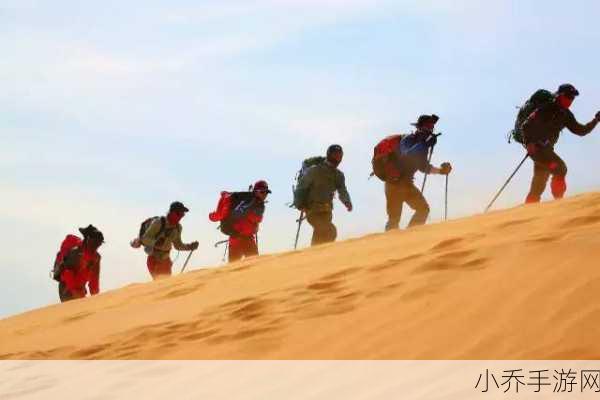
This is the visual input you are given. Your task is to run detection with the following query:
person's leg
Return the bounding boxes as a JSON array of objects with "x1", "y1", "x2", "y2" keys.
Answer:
[
  {"x1": 147, "y1": 255, "x2": 172, "y2": 279},
  {"x1": 322, "y1": 211, "x2": 337, "y2": 243},
  {"x1": 527, "y1": 147, "x2": 565, "y2": 202},
  {"x1": 547, "y1": 152, "x2": 568, "y2": 199},
  {"x1": 525, "y1": 161, "x2": 550, "y2": 203},
  {"x1": 307, "y1": 212, "x2": 336, "y2": 246},
  {"x1": 404, "y1": 182, "x2": 430, "y2": 227},
  {"x1": 244, "y1": 236, "x2": 259, "y2": 257},
  {"x1": 228, "y1": 237, "x2": 244, "y2": 263},
  {"x1": 58, "y1": 282, "x2": 73, "y2": 303},
  {"x1": 385, "y1": 181, "x2": 404, "y2": 231}
]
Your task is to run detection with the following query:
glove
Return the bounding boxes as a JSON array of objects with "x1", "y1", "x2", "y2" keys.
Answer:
[
  {"x1": 439, "y1": 162, "x2": 452, "y2": 175},
  {"x1": 189, "y1": 241, "x2": 199, "y2": 251},
  {"x1": 344, "y1": 202, "x2": 353, "y2": 212},
  {"x1": 526, "y1": 143, "x2": 538, "y2": 156}
]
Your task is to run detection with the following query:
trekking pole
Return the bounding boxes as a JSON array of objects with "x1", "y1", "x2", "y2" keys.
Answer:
[
  {"x1": 420, "y1": 133, "x2": 441, "y2": 194},
  {"x1": 420, "y1": 145, "x2": 435, "y2": 194},
  {"x1": 180, "y1": 250, "x2": 195, "y2": 273},
  {"x1": 214, "y1": 239, "x2": 229, "y2": 262},
  {"x1": 222, "y1": 242, "x2": 228, "y2": 262},
  {"x1": 294, "y1": 211, "x2": 305, "y2": 250},
  {"x1": 484, "y1": 154, "x2": 529, "y2": 213},
  {"x1": 444, "y1": 174, "x2": 449, "y2": 221}
]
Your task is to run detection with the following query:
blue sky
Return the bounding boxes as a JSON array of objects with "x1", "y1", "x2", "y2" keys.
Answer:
[{"x1": 2, "y1": 0, "x2": 599, "y2": 318}]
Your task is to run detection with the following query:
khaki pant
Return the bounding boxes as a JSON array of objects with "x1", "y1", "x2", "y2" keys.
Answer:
[
  {"x1": 385, "y1": 180, "x2": 430, "y2": 230},
  {"x1": 527, "y1": 146, "x2": 568, "y2": 202},
  {"x1": 306, "y1": 210, "x2": 337, "y2": 246}
]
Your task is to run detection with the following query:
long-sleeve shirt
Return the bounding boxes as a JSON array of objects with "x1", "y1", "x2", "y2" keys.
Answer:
[
  {"x1": 231, "y1": 198, "x2": 265, "y2": 237},
  {"x1": 391, "y1": 133, "x2": 433, "y2": 182},
  {"x1": 294, "y1": 161, "x2": 352, "y2": 212},
  {"x1": 522, "y1": 102, "x2": 598, "y2": 146},
  {"x1": 141, "y1": 217, "x2": 193, "y2": 260}
]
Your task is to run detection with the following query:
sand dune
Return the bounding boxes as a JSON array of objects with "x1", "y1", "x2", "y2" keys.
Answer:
[{"x1": 2, "y1": 193, "x2": 600, "y2": 360}]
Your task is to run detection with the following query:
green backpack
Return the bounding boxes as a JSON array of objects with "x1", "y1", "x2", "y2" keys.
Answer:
[{"x1": 509, "y1": 89, "x2": 554, "y2": 144}]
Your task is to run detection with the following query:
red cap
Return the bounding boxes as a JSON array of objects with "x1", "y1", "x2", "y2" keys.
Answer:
[{"x1": 253, "y1": 180, "x2": 271, "y2": 193}]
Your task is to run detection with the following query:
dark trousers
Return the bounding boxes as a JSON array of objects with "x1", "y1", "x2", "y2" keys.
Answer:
[
  {"x1": 385, "y1": 180, "x2": 430, "y2": 230},
  {"x1": 228, "y1": 236, "x2": 258, "y2": 262},
  {"x1": 527, "y1": 146, "x2": 567, "y2": 202},
  {"x1": 58, "y1": 282, "x2": 85, "y2": 303},
  {"x1": 307, "y1": 211, "x2": 337, "y2": 246}
]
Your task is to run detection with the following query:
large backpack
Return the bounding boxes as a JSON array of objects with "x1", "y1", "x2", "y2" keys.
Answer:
[
  {"x1": 209, "y1": 191, "x2": 254, "y2": 236},
  {"x1": 51, "y1": 234, "x2": 83, "y2": 281},
  {"x1": 130, "y1": 216, "x2": 167, "y2": 249},
  {"x1": 371, "y1": 134, "x2": 404, "y2": 181},
  {"x1": 290, "y1": 156, "x2": 326, "y2": 209},
  {"x1": 509, "y1": 89, "x2": 554, "y2": 143}
]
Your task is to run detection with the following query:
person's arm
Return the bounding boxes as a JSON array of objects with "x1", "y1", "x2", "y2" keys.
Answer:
[
  {"x1": 294, "y1": 168, "x2": 315, "y2": 210},
  {"x1": 172, "y1": 225, "x2": 198, "y2": 251},
  {"x1": 88, "y1": 255, "x2": 100, "y2": 295},
  {"x1": 140, "y1": 218, "x2": 162, "y2": 248},
  {"x1": 566, "y1": 110, "x2": 599, "y2": 136},
  {"x1": 336, "y1": 171, "x2": 353, "y2": 211},
  {"x1": 429, "y1": 162, "x2": 452, "y2": 175}
]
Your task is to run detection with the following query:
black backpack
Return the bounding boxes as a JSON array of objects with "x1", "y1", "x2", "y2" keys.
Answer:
[
  {"x1": 509, "y1": 89, "x2": 554, "y2": 143},
  {"x1": 138, "y1": 216, "x2": 167, "y2": 241},
  {"x1": 219, "y1": 192, "x2": 254, "y2": 236}
]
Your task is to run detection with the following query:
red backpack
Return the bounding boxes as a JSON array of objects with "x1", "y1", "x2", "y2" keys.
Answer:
[
  {"x1": 51, "y1": 234, "x2": 83, "y2": 281},
  {"x1": 209, "y1": 191, "x2": 254, "y2": 236},
  {"x1": 371, "y1": 134, "x2": 404, "y2": 181}
]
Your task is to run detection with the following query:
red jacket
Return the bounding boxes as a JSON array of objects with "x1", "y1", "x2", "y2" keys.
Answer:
[
  {"x1": 61, "y1": 248, "x2": 100, "y2": 297},
  {"x1": 231, "y1": 199, "x2": 265, "y2": 237}
]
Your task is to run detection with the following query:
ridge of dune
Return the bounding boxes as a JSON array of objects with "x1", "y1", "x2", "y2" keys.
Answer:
[{"x1": 2, "y1": 193, "x2": 600, "y2": 360}]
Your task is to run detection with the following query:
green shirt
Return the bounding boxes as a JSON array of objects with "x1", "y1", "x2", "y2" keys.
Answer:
[
  {"x1": 141, "y1": 217, "x2": 193, "y2": 260},
  {"x1": 294, "y1": 161, "x2": 352, "y2": 212}
]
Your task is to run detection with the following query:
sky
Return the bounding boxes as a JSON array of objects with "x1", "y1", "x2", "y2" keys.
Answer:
[{"x1": 2, "y1": 0, "x2": 600, "y2": 318}]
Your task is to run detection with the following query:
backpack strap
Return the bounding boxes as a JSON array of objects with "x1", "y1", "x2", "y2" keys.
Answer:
[{"x1": 157, "y1": 216, "x2": 166, "y2": 238}]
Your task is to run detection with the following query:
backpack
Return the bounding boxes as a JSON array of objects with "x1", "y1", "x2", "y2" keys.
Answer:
[
  {"x1": 51, "y1": 234, "x2": 83, "y2": 281},
  {"x1": 371, "y1": 134, "x2": 404, "y2": 181},
  {"x1": 209, "y1": 191, "x2": 254, "y2": 236},
  {"x1": 130, "y1": 216, "x2": 167, "y2": 249},
  {"x1": 509, "y1": 89, "x2": 554, "y2": 143},
  {"x1": 291, "y1": 156, "x2": 326, "y2": 209}
]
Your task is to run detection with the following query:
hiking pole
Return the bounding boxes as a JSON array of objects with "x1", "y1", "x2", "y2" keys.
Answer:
[
  {"x1": 484, "y1": 153, "x2": 529, "y2": 213},
  {"x1": 420, "y1": 145, "x2": 435, "y2": 193},
  {"x1": 180, "y1": 250, "x2": 195, "y2": 273},
  {"x1": 294, "y1": 211, "x2": 305, "y2": 250},
  {"x1": 214, "y1": 239, "x2": 229, "y2": 262},
  {"x1": 420, "y1": 133, "x2": 441, "y2": 194},
  {"x1": 444, "y1": 174, "x2": 449, "y2": 221}
]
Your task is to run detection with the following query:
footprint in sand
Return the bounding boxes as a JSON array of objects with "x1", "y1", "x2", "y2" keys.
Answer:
[
  {"x1": 430, "y1": 237, "x2": 464, "y2": 251},
  {"x1": 496, "y1": 218, "x2": 535, "y2": 229},
  {"x1": 63, "y1": 311, "x2": 93, "y2": 323},
  {"x1": 230, "y1": 299, "x2": 271, "y2": 321},
  {"x1": 562, "y1": 215, "x2": 600, "y2": 229},
  {"x1": 369, "y1": 254, "x2": 423, "y2": 273}
]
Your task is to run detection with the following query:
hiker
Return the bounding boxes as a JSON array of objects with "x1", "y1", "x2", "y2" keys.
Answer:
[
  {"x1": 521, "y1": 84, "x2": 600, "y2": 203},
  {"x1": 137, "y1": 201, "x2": 199, "y2": 279},
  {"x1": 53, "y1": 225, "x2": 104, "y2": 303},
  {"x1": 227, "y1": 181, "x2": 270, "y2": 262},
  {"x1": 373, "y1": 114, "x2": 452, "y2": 231},
  {"x1": 293, "y1": 144, "x2": 352, "y2": 246}
]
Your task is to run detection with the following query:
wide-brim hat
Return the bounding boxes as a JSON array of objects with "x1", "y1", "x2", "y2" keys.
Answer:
[{"x1": 411, "y1": 114, "x2": 439, "y2": 127}]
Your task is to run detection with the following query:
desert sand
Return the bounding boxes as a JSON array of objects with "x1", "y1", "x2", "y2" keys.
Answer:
[{"x1": 1, "y1": 193, "x2": 600, "y2": 360}]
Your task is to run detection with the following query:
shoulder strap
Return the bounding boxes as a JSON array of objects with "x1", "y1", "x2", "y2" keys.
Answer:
[{"x1": 157, "y1": 216, "x2": 169, "y2": 237}]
